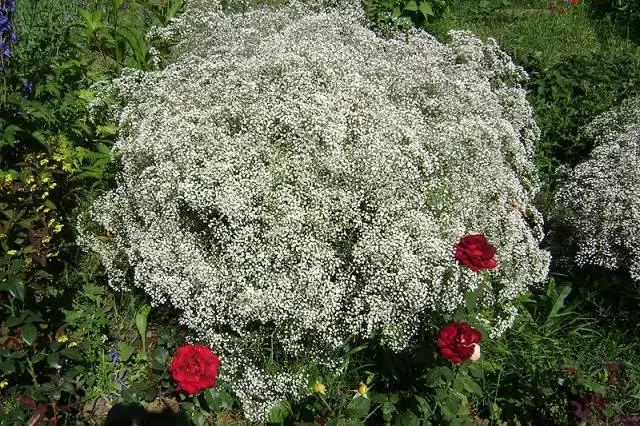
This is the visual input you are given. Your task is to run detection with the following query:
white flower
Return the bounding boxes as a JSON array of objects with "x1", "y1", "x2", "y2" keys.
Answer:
[
  {"x1": 80, "y1": 1, "x2": 549, "y2": 420},
  {"x1": 556, "y1": 96, "x2": 640, "y2": 282}
]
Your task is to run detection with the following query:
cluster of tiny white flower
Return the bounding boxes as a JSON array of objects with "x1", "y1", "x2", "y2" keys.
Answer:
[
  {"x1": 79, "y1": 1, "x2": 549, "y2": 419},
  {"x1": 556, "y1": 97, "x2": 640, "y2": 282}
]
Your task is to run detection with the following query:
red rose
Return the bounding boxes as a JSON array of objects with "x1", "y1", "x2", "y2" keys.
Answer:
[
  {"x1": 437, "y1": 322, "x2": 482, "y2": 363},
  {"x1": 168, "y1": 344, "x2": 221, "y2": 394},
  {"x1": 570, "y1": 0, "x2": 577, "y2": 5},
  {"x1": 454, "y1": 234, "x2": 497, "y2": 271}
]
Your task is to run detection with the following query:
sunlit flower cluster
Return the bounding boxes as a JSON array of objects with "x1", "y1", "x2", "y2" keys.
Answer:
[
  {"x1": 80, "y1": 1, "x2": 549, "y2": 419},
  {"x1": 556, "y1": 97, "x2": 640, "y2": 282}
]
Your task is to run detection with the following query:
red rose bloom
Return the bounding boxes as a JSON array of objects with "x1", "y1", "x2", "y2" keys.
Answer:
[
  {"x1": 454, "y1": 234, "x2": 497, "y2": 271},
  {"x1": 437, "y1": 322, "x2": 482, "y2": 363},
  {"x1": 168, "y1": 344, "x2": 221, "y2": 394}
]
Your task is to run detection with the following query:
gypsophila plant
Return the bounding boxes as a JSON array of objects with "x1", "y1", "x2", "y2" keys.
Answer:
[
  {"x1": 555, "y1": 96, "x2": 640, "y2": 282},
  {"x1": 79, "y1": 1, "x2": 550, "y2": 419}
]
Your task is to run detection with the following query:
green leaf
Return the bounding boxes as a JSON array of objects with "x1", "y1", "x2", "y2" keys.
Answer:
[
  {"x1": 7, "y1": 277, "x2": 25, "y2": 301},
  {"x1": 47, "y1": 352, "x2": 61, "y2": 369},
  {"x1": 372, "y1": 394, "x2": 388, "y2": 404},
  {"x1": 267, "y1": 400, "x2": 291, "y2": 424},
  {"x1": 60, "y1": 348, "x2": 83, "y2": 361},
  {"x1": 203, "y1": 388, "x2": 222, "y2": 412},
  {"x1": 116, "y1": 26, "x2": 149, "y2": 69},
  {"x1": 166, "y1": 0, "x2": 185, "y2": 21},
  {"x1": 463, "y1": 291, "x2": 477, "y2": 312},
  {"x1": 151, "y1": 346, "x2": 169, "y2": 369},
  {"x1": 404, "y1": 0, "x2": 419, "y2": 11},
  {"x1": 548, "y1": 286, "x2": 571, "y2": 319},
  {"x1": 2, "y1": 124, "x2": 22, "y2": 147},
  {"x1": 441, "y1": 395, "x2": 461, "y2": 418},
  {"x1": 79, "y1": 9, "x2": 103, "y2": 33},
  {"x1": 31, "y1": 352, "x2": 46, "y2": 364},
  {"x1": 425, "y1": 366, "x2": 453, "y2": 387},
  {"x1": 219, "y1": 390, "x2": 234, "y2": 410},
  {"x1": 5, "y1": 315, "x2": 24, "y2": 327},
  {"x1": 395, "y1": 410, "x2": 420, "y2": 426},
  {"x1": 382, "y1": 401, "x2": 396, "y2": 417},
  {"x1": 21, "y1": 324, "x2": 37, "y2": 346},
  {"x1": 0, "y1": 359, "x2": 17, "y2": 374},
  {"x1": 135, "y1": 305, "x2": 150, "y2": 351},
  {"x1": 459, "y1": 375, "x2": 482, "y2": 397},
  {"x1": 118, "y1": 342, "x2": 135, "y2": 362},
  {"x1": 419, "y1": 1, "x2": 435, "y2": 17},
  {"x1": 191, "y1": 411, "x2": 207, "y2": 426},
  {"x1": 97, "y1": 123, "x2": 118, "y2": 136},
  {"x1": 347, "y1": 397, "x2": 371, "y2": 420}
]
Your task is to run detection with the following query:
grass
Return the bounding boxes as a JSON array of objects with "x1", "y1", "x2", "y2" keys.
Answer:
[{"x1": 428, "y1": 0, "x2": 638, "y2": 68}]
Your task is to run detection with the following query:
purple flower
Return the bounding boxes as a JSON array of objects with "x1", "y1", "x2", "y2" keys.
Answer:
[
  {"x1": 109, "y1": 350, "x2": 120, "y2": 363},
  {"x1": 10, "y1": 31, "x2": 16, "y2": 42},
  {"x1": 21, "y1": 79, "x2": 32, "y2": 97},
  {"x1": 0, "y1": 15, "x2": 11, "y2": 33},
  {"x1": 2, "y1": 1, "x2": 16, "y2": 13},
  {"x1": 0, "y1": 40, "x2": 11, "y2": 58}
]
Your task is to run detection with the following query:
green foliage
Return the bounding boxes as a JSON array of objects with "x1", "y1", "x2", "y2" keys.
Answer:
[
  {"x1": 0, "y1": 0, "x2": 185, "y2": 424},
  {"x1": 527, "y1": 50, "x2": 640, "y2": 180},
  {"x1": 590, "y1": 0, "x2": 640, "y2": 42},
  {"x1": 363, "y1": 0, "x2": 451, "y2": 31}
]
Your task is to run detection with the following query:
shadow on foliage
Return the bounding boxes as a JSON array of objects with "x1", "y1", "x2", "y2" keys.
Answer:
[{"x1": 105, "y1": 403, "x2": 190, "y2": 426}]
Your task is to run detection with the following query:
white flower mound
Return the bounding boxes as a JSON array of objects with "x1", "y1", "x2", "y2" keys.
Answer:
[
  {"x1": 556, "y1": 97, "x2": 640, "y2": 282},
  {"x1": 81, "y1": 2, "x2": 549, "y2": 419}
]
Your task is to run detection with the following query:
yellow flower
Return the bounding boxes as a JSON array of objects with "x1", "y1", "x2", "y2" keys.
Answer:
[
  {"x1": 313, "y1": 382, "x2": 326, "y2": 394},
  {"x1": 6, "y1": 250, "x2": 17, "y2": 256},
  {"x1": 68, "y1": 341, "x2": 78, "y2": 347},
  {"x1": 57, "y1": 335, "x2": 69, "y2": 343},
  {"x1": 53, "y1": 224, "x2": 64, "y2": 233},
  {"x1": 0, "y1": 380, "x2": 8, "y2": 389},
  {"x1": 357, "y1": 382, "x2": 368, "y2": 397}
]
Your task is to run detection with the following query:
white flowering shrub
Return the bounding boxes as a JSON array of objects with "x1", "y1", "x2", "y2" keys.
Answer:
[
  {"x1": 556, "y1": 97, "x2": 640, "y2": 282},
  {"x1": 80, "y1": 1, "x2": 550, "y2": 419}
]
